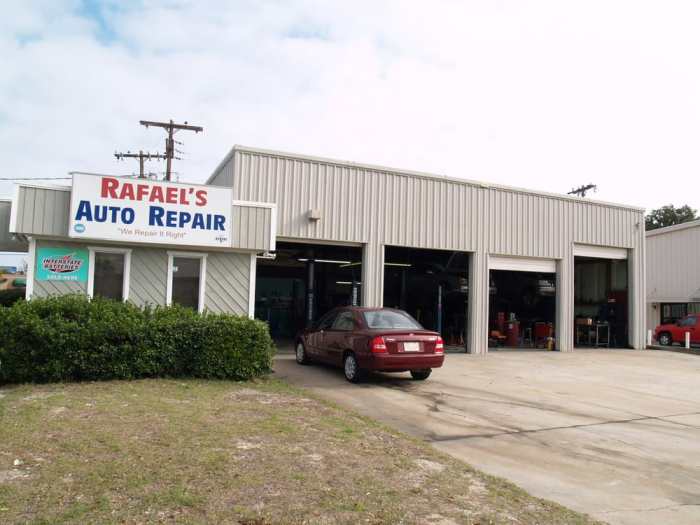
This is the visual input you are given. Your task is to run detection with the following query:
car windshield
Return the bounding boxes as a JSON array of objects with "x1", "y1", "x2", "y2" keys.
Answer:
[{"x1": 363, "y1": 310, "x2": 422, "y2": 330}]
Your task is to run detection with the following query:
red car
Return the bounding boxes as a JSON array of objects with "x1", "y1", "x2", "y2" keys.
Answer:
[
  {"x1": 655, "y1": 314, "x2": 700, "y2": 346},
  {"x1": 295, "y1": 307, "x2": 445, "y2": 383}
]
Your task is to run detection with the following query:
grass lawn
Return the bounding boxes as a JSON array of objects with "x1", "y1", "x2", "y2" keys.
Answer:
[{"x1": 0, "y1": 379, "x2": 600, "y2": 524}]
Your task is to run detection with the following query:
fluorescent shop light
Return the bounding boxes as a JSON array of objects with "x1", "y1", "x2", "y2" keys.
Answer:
[{"x1": 297, "y1": 258, "x2": 352, "y2": 264}]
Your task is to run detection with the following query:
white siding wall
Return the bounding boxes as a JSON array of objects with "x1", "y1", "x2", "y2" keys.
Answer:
[{"x1": 30, "y1": 239, "x2": 251, "y2": 316}]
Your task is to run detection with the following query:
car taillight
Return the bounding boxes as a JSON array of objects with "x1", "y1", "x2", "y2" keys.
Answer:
[
  {"x1": 370, "y1": 336, "x2": 387, "y2": 353},
  {"x1": 435, "y1": 336, "x2": 444, "y2": 354}
]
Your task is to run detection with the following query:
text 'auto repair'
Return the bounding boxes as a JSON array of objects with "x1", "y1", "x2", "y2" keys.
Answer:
[{"x1": 72, "y1": 177, "x2": 226, "y2": 231}]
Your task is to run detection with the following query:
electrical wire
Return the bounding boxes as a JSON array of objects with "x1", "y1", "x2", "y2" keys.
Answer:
[
  {"x1": 0, "y1": 172, "x2": 180, "y2": 182},
  {"x1": 0, "y1": 177, "x2": 71, "y2": 181}
]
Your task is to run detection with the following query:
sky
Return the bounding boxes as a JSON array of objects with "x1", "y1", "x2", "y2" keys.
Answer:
[{"x1": 2, "y1": 0, "x2": 700, "y2": 213}]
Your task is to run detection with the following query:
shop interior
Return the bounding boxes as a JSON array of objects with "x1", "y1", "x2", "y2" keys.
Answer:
[
  {"x1": 488, "y1": 270, "x2": 557, "y2": 349},
  {"x1": 383, "y1": 246, "x2": 469, "y2": 347},
  {"x1": 574, "y1": 257, "x2": 628, "y2": 348},
  {"x1": 254, "y1": 242, "x2": 363, "y2": 341}
]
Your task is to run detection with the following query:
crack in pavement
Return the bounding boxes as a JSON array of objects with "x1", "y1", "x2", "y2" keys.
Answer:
[
  {"x1": 598, "y1": 503, "x2": 700, "y2": 514},
  {"x1": 427, "y1": 411, "x2": 700, "y2": 442}
]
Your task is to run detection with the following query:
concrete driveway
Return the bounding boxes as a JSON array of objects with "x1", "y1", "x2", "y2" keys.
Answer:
[{"x1": 274, "y1": 349, "x2": 700, "y2": 525}]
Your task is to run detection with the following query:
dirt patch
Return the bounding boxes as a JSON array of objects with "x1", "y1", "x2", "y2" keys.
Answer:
[
  {"x1": 0, "y1": 470, "x2": 31, "y2": 483},
  {"x1": 0, "y1": 379, "x2": 600, "y2": 525}
]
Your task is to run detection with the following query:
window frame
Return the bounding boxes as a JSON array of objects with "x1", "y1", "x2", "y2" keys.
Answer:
[
  {"x1": 166, "y1": 251, "x2": 208, "y2": 313},
  {"x1": 87, "y1": 246, "x2": 132, "y2": 301}
]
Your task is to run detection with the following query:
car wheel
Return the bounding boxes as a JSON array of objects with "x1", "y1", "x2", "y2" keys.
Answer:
[
  {"x1": 658, "y1": 332, "x2": 672, "y2": 346},
  {"x1": 343, "y1": 353, "x2": 364, "y2": 383},
  {"x1": 410, "y1": 369, "x2": 432, "y2": 380},
  {"x1": 295, "y1": 342, "x2": 311, "y2": 365}
]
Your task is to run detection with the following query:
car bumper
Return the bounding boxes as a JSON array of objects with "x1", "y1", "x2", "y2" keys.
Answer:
[{"x1": 361, "y1": 353, "x2": 445, "y2": 372}]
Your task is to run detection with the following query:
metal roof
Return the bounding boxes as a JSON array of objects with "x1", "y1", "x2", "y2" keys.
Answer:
[{"x1": 208, "y1": 145, "x2": 646, "y2": 213}]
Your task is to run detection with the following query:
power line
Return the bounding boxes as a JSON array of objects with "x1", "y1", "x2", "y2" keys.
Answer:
[
  {"x1": 0, "y1": 177, "x2": 72, "y2": 181},
  {"x1": 114, "y1": 150, "x2": 168, "y2": 178},
  {"x1": 139, "y1": 120, "x2": 203, "y2": 181}
]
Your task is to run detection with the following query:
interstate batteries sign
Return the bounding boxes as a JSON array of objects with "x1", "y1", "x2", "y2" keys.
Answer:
[
  {"x1": 69, "y1": 174, "x2": 233, "y2": 247},
  {"x1": 36, "y1": 247, "x2": 88, "y2": 282}
]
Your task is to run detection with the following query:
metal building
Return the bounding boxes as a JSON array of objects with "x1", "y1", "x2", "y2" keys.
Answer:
[
  {"x1": 208, "y1": 146, "x2": 647, "y2": 352},
  {"x1": 646, "y1": 219, "x2": 700, "y2": 330},
  {"x1": 2, "y1": 146, "x2": 646, "y2": 352}
]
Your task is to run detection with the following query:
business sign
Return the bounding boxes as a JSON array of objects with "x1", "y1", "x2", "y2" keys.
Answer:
[
  {"x1": 36, "y1": 247, "x2": 89, "y2": 282},
  {"x1": 69, "y1": 174, "x2": 233, "y2": 248}
]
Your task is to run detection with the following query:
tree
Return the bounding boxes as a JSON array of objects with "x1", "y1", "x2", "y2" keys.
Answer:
[{"x1": 645, "y1": 205, "x2": 697, "y2": 231}]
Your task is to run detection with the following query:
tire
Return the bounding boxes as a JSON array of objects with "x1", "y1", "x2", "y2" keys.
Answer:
[
  {"x1": 343, "y1": 353, "x2": 364, "y2": 383},
  {"x1": 410, "y1": 369, "x2": 432, "y2": 381},
  {"x1": 295, "y1": 342, "x2": 311, "y2": 365},
  {"x1": 658, "y1": 332, "x2": 672, "y2": 347}
]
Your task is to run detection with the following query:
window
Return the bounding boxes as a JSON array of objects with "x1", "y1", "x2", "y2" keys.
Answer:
[
  {"x1": 167, "y1": 252, "x2": 207, "y2": 312},
  {"x1": 331, "y1": 311, "x2": 356, "y2": 331},
  {"x1": 316, "y1": 311, "x2": 337, "y2": 330},
  {"x1": 88, "y1": 247, "x2": 131, "y2": 301},
  {"x1": 661, "y1": 303, "x2": 687, "y2": 325},
  {"x1": 679, "y1": 316, "x2": 697, "y2": 327},
  {"x1": 363, "y1": 310, "x2": 422, "y2": 329}
]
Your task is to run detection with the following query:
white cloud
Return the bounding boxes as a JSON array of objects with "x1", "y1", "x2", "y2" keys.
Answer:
[{"x1": 1, "y1": 0, "x2": 699, "y2": 212}]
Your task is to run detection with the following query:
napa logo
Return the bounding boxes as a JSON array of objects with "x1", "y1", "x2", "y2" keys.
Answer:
[{"x1": 74, "y1": 223, "x2": 86, "y2": 233}]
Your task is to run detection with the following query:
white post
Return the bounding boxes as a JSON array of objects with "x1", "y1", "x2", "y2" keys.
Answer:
[
  {"x1": 685, "y1": 332, "x2": 690, "y2": 349},
  {"x1": 647, "y1": 330, "x2": 652, "y2": 347},
  {"x1": 25, "y1": 237, "x2": 36, "y2": 300}
]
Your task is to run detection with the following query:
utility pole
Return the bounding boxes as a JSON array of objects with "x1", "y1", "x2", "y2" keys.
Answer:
[
  {"x1": 568, "y1": 184, "x2": 598, "y2": 198},
  {"x1": 114, "y1": 150, "x2": 167, "y2": 178},
  {"x1": 139, "y1": 120, "x2": 203, "y2": 181}
]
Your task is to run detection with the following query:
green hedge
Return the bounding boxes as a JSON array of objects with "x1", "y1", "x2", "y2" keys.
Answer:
[
  {"x1": 0, "y1": 288, "x2": 25, "y2": 307},
  {"x1": 0, "y1": 295, "x2": 275, "y2": 384}
]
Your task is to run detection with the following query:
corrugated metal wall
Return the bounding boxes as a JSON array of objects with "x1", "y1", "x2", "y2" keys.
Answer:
[
  {"x1": 10, "y1": 185, "x2": 272, "y2": 253},
  {"x1": 222, "y1": 146, "x2": 647, "y2": 351},
  {"x1": 232, "y1": 206, "x2": 272, "y2": 251},
  {"x1": 647, "y1": 222, "x2": 700, "y2": 304},
  {"x1": 15, "y1": 186, "x2": 72, "y2": 237}
]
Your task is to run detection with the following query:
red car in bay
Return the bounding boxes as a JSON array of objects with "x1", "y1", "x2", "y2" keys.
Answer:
[
  {"x1": 655, "y1": 314, "x2": 700, "y2": 346},
  {"x1": 295, "y1": 307, "x2": 445, "y2": 382}
]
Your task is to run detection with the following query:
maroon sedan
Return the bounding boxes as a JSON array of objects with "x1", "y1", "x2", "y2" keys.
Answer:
[{"x1": 295, "y1": 307, "x2": 445, "y2": 383}]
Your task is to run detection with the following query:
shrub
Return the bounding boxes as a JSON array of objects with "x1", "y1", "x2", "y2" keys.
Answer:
[
  {"x1": 0, "y1": 288, "x2": 25, "y2": 307},
  {"x1": 0, "y1": 295, "x2": 275, "y2": 384}
]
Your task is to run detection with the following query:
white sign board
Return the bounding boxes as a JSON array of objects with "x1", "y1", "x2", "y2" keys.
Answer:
[{"x1": 69, "y1": 174, "x2": 233, "y2": 248}]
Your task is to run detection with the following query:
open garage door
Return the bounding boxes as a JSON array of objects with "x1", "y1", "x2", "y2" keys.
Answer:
[
  {"x1": 255, "y1": 241, "x2": 363, "y2": 342},
  {"x1": 383, "y1": 246, "x2": 469, "y2": 348},
  {"x1": 488, "y1": 256, "x2": 557, "y2": 350},
  {"x1": 574, "y1": 245, "x2": 628, "y2": 348}
]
